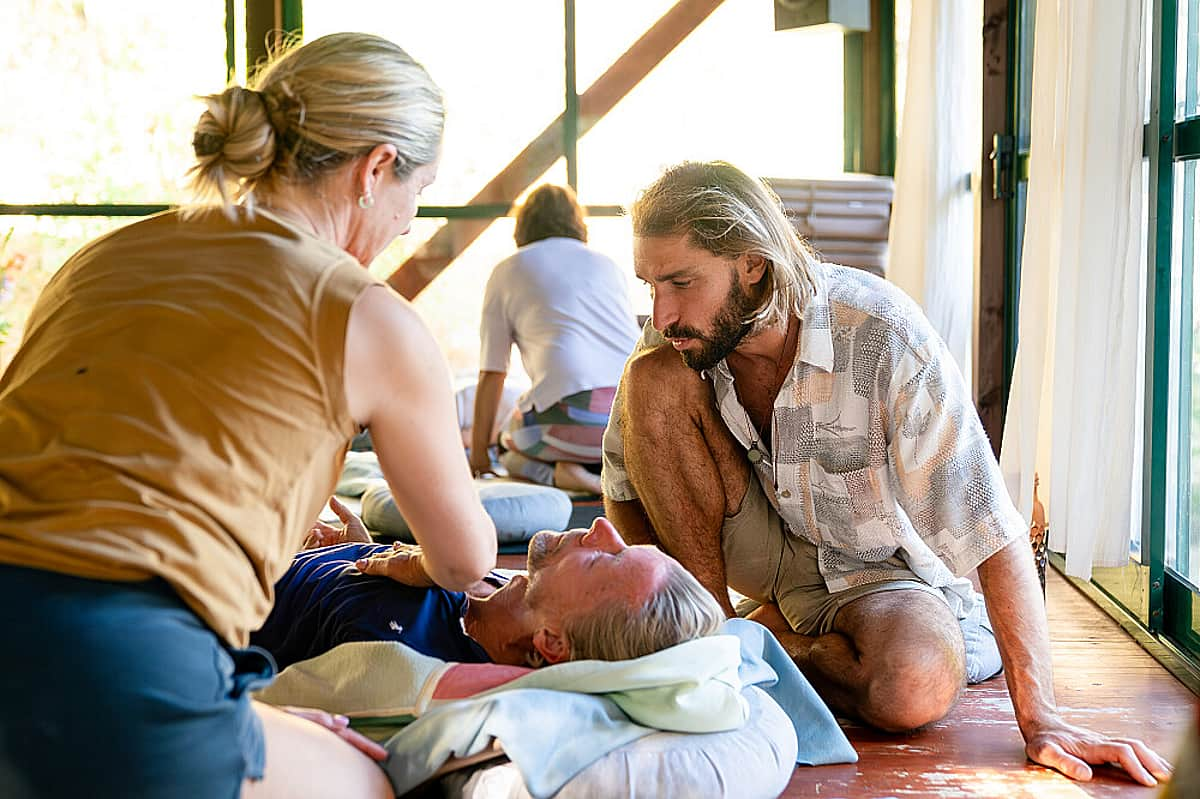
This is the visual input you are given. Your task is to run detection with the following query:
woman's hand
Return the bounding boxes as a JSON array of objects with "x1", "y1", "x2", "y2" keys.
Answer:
[
  {"x1": 355, "y1": 542, "x2": 436, "y2": 587},
  {"x1": 469, "y1": 449, "x2": 497, "y2": 478},
  {"x1": 302, "y1": 496, "x2": 372, "y2": 550},
  {"x1": 280, "y1": 706, "x2": 388, "y2": 761}
]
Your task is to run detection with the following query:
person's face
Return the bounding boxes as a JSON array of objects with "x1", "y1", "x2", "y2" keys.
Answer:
[
  {"x1": 347, "y1": 154, "x2": 439, "y2": 265},
  {"x1": 634, "y1": 234, "x2": 761, "y2": 371},
  {"x1": 524, "y1": 517, "x2": 670, "y2": 622},
  {"x1": 381, "y1": 158, "x2": 439, "y2": 239}
]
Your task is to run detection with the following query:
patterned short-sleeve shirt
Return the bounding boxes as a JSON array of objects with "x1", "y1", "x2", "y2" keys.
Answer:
[{"x1": 602, "y1": 264, "x2": 1025, "y2": 617}]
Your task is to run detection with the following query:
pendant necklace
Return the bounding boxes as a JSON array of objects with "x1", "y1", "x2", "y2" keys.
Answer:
[{"x1": 744, "y1": 316, "x2": 799, "y2": 492}]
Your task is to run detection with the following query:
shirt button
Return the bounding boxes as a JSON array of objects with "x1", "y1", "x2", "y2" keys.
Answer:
[{"x1": 781, "y1": 489, "x2": 792, "y2": 499}]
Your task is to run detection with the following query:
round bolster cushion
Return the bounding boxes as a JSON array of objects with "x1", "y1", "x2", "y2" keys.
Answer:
[
  {"x1": 360, "y1": 479, "x2": 573, "y2": 544},
  {"x1": 451, "y1": 686, "x2": 798, "y2": 799}
]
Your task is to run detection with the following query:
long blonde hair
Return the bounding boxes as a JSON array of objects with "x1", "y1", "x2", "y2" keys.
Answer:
[
  {"x1": 630, "y1": 161, "x2": 821, "y2": 334},
  {"x1": 188, "y1": 32, "x2": 444, "y2": 215}
]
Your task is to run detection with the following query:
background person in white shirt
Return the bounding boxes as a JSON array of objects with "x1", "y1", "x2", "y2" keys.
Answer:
[
  {"x1": 601, "y1": 160, "x2": 1171, "y2": 787},
  {"x1": 471, "y1": 184, "x2": 639, "y2": 494}
]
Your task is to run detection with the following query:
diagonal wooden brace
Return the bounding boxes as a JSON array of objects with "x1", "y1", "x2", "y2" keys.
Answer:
[{"x1": 386, "y1": 0, "x2": 726, "y2": 300}]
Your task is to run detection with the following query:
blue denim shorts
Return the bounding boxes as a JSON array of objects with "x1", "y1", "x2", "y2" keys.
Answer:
[{"x1": 0, "y1": 563, "x2": 275, "y2": 798}]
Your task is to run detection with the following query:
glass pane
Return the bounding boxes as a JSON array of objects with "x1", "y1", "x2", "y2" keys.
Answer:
[
  {"x1": 1181, "y1": 159, "x2": 1200, "y2": 586},
  {"x1": 576, "y1": 1, "x2": 843, "y2": 205},
  {"x1": 394, "y1": 214, "x2": 647, "y2": 382},
  {"x1": 1167, "y1": 160, "x2": 1186, "y2": 579},
  {"x1": 588, "y1": 217, "x2": 649, "y2": 320},
  {"x1": 1145, "y1": 0, "x2": 1155, "y2": 125},
  {"x1": 1093, "y1": 158, "x2": 1154, "y2": 624},
  {"x1": 0, "y1": 217, "x2": 131, "y2": 372},
  {"x1": 1016, "y1": 0, "x2": 1036, "y2": 150},
  {"x1": 0, "y1": 1, "x2": 228, "y2": 205},
  {"x1": 1135, "y1": 157, "x2": 1151, "y2": 563},
  {"x1": 1013, "y1": 180, "x2": 1028, "y2": 314},
  {"x1": 405, "y1": 220, "x2": 519, "y2": 382},
  {"x1": 1092, "y1": 563, "x2": 1152, "y2": 622},
  {"x1": 1178, "y1": 0, "x2": 1199, "y2": 119},
  {"x1": 302, "y1": 1, "x2": 566, "y2": 207},
  {"x1": 303, "y1": 1, "x2": 572, "y2": 376}
]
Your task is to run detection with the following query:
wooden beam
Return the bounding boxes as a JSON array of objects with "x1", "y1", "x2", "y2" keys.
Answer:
[
  {"x1": 387, "y1": 0, "x2": 727, "y2": 300},
  {"x1": 977, "y1": 0, "x2": 1010, "y2": 454}
]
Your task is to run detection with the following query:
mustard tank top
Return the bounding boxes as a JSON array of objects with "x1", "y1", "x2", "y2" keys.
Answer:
[{"x1": 0, "y1": 208, "x2": 379, "y2": 646}]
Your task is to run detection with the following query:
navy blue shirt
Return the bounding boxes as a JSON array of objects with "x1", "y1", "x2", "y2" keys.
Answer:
[{"x1": 251, "y1": 542, "x2": 491, "y2": 670}]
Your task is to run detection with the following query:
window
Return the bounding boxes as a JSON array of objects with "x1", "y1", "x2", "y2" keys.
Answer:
[
  {"x1": 299, "y1": 1, "x2": 844, "y2": 378},
  {"x1": 0, "y1": 0, "x2": 227, "y2": 366},
  {"x1": 1, "y1": 3, "x2": 849, "y2": 382},
  {"x1": 1111, "y1": 0, "x2": 1200, "y2": 661}
]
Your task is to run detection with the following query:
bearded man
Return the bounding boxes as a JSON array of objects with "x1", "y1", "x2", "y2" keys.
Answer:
[{"x1": 601, "y1": 160, "x2": 1170, "y2": 787}]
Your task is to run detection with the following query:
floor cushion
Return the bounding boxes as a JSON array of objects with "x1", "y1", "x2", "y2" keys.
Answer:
[
  {"x1": 444, "y1": 685, "x2": 798, "y2": 799},
  {"x1": 335, "y1": 451, "x2": 385, "y2": 497},
  {"x1": 360, "y1": 478, "x2": 572, "y2": 545}
]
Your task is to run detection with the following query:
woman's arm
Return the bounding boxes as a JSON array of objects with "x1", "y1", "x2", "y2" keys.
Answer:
[
  {"x1": 342, "y1": 285, "x2": 496, "y2": 590},
  {"x1": 469, "y1": 369, "x2": 507, "y2": 476}
]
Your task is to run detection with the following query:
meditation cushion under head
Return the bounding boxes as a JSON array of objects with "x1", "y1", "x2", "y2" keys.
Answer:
[{"x1": 446, "y1": 685, "x2": 798, "y2": 799}]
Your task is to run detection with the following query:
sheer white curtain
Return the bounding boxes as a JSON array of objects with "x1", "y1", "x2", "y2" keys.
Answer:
[
  {"x1": 999, "y1": 1, "x2": 1145, "y2": 579},
  {"x1": 887, "y1": 0, "x2": 982, "y2": 382}
]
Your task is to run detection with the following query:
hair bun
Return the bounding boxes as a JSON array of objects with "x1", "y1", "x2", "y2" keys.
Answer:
[
  {"x1": 192, "y1": 130, "x2": 226, "y2": 158},
  {"x1": 186, "y1": 85, "x2": 277, "y2": 211}
]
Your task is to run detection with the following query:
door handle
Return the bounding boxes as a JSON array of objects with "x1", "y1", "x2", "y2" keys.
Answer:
[{"x1": 990, "y1": 133, "x2": 1015, "y2": 200}]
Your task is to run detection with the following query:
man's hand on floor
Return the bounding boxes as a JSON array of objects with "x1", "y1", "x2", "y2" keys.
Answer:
[{"x1": 1024, "y1": 716, "x2": 1172, "y2": 787}]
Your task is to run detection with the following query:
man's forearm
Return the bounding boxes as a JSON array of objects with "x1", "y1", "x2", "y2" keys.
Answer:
[
  {"x1": 604, "y1": 496, "x2": 657, "y2": 546},
  {"x1": 976, "y1": 538, "x2": 1060, "y2": 737},
  {"x1": 617, "y1": 491, "x2": 733, "y2": 615},
  {"x1": 604, "y1": 497, "x2": 734, "y2": 609}
]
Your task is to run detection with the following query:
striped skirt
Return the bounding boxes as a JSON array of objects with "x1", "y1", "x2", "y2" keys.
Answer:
[{"x1": 498, "y1": 386, "x2": 616, "y2": 485}]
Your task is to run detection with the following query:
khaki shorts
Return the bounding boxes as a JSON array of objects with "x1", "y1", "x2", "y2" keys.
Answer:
[
  {"x1": 721, "y1": 478, "x2": 942, "y2": 635},
  {"x1": 720, "y1": 477, "x2": 1002, "y2": 684}
]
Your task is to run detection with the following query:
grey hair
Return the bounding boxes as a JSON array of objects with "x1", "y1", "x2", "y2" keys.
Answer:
[
  {"x1": 561, "y1": 559, "x2": 725, "y2": 662},
  {"x1": 630, "y1": 160, "x2": 821, "y2": 335},
  {"x1": 188, "y1": 32, "x2": 444, "y2": 215}
]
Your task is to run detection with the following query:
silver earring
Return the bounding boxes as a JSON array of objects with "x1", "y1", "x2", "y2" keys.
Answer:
[{"x1": 357, "y1": 192, "x2": 374, "y2": 210}]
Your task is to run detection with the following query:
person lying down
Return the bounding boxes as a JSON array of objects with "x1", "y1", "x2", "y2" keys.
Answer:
[{"x1": 251, "y1": 505, "x2": 725, "y2": 671}]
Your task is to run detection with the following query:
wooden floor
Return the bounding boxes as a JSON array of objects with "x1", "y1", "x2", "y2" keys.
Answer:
[{"x1": 779, "y1": 568, "x2": 1196, "y2": 798}]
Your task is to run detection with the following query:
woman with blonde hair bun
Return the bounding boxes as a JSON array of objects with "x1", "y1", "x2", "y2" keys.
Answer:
[{"x1": 0, "y1": 32, "x2": 494, "y2": 798}]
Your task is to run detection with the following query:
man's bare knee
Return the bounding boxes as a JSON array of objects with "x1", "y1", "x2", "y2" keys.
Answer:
[
  {"x1": 623, "y1": 345, "x2": 747, "y2": 516},
  {"x1": 624, "y1": 345, "x2": 710, "y2": 423},
  {"x1": 859, "y1": 645, "x2": 965, "y2": 733}
]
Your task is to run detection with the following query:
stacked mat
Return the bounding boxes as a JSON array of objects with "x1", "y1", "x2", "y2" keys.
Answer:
[{"x1": 766, "y1": 175, "x2": 895, "y2": 277}]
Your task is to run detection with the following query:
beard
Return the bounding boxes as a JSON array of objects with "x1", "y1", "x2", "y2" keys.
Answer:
[
  {"x1": 525, "y1": 530, "x2": 563, "y2": 573},
  {"x1": 662, "y1": 275, "x2": 760, "y2": 372}
]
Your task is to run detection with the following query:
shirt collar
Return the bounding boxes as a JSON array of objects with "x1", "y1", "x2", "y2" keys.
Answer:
[{"x1": 797, "y1": 273, "x2": 833, "y2": 372}]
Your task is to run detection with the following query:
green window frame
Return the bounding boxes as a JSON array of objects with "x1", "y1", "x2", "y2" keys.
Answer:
[
  {"x1": 1069, "y1": 0, "x2": 1200, "y2": 684},
  {"x1": 1150, "y1": 0, "x2": 1200, "y2": 663}
]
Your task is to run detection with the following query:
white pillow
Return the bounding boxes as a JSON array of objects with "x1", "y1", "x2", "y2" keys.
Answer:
[{"x1": 448, "y1": 686, "x2": 797, "y2": 799}]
